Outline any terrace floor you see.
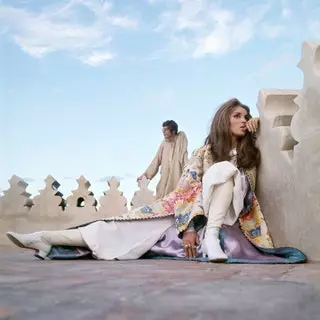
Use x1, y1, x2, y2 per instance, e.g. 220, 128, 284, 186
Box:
0, 247, 319, 320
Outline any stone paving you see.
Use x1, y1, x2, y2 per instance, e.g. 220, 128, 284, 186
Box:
0, 248, 319, 320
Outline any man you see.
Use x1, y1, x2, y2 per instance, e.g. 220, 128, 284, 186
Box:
137, 120, 188, 199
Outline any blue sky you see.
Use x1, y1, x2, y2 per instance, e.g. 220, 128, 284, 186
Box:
1, 0, 319, 203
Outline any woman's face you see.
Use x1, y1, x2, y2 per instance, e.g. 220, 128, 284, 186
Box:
229, 106, 249, 137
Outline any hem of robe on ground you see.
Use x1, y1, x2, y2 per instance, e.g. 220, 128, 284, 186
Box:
46, 219, 307, 264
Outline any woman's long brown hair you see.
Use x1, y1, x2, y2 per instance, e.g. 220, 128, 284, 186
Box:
204, 98, 260, 169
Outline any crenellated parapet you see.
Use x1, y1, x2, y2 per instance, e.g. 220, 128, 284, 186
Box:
98, 177, 128, 218
0, 175, 156, 245
131, 176, 156, 209
29, 175, 65, 218
257, 41, 320, 260
257, 89, 299, 162
291, 42, 320, 143
0, 175, 33, 215
65, 175, 98, 213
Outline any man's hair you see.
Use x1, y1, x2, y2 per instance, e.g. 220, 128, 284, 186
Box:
162, 120, 178, 134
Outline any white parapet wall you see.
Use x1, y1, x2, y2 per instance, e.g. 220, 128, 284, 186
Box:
0, 175, 156, 246
256, 41, 320, 261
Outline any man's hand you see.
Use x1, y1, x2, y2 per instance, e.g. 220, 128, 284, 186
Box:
182, 231, 199, 258
137, 174, 145, 183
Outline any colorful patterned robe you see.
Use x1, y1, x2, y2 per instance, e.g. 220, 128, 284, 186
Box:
104, 145, 274, 250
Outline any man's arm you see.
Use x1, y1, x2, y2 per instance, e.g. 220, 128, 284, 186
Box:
138, 143, 163, 181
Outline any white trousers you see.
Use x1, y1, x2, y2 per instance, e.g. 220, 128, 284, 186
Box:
202, 161, 246, 229
206, 178, 234, 231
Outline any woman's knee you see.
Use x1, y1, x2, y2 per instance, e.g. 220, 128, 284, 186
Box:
215, 178, 234, 194
203, 161, 238, 185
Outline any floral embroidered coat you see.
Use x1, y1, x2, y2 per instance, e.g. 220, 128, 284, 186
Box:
105, 145, 274, 249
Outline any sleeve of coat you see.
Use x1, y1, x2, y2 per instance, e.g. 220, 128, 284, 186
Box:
171, 147, 206, 235
246, 167, 257, 192
178, 131, 189, 170
144, 143, 163, 180
176, 147, 204, 189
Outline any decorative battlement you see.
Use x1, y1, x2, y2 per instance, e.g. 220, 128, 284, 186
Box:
0, 175, 154, 216
0, 175, 155, 244
257, 89, 299, 162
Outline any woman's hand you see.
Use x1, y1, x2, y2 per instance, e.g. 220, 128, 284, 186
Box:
182, 231, 199, 258
246, 117, 259, 133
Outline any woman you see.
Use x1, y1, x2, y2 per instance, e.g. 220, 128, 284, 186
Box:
6, 99, 306, 263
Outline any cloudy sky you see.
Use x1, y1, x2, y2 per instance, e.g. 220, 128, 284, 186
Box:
1, 0, 319, 203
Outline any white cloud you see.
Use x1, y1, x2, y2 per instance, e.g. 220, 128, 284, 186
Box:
109, 16, 138, 28
155, 0, 207, 32
146, 0, 161, 4
281, 0, 292, 20
150, 0, 320, 60
193, 16, 254, 57
152, 0, 272, 59
145, 0, 171, 4
97, 175, 124, 183
0, 0, 138, 65
282, 8, 292, 20
79, 50, 114, 67
2, 0, 318, 64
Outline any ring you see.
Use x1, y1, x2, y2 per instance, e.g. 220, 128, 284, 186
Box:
183, 244, 191, 248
